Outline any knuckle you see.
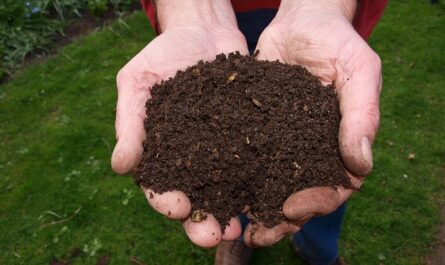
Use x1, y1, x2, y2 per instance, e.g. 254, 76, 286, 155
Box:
367, 105, 380, 132
116, 69, 125, 84
320, 200, 338, 215
116, 67, 132, 89
367, 50, 382, 73
373, 52, 382, 70
317, 192, 339, 215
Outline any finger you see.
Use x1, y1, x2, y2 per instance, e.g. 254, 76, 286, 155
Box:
254, 28, 285, 62
282, 174, 362, 220
221, 217, 242, 241
143, 188, 191, 219
243, 222, 300, 247
215, 31, 250, 56
337, 46, 382, 176
111, 68, 161, 174
183, 214, 222, 248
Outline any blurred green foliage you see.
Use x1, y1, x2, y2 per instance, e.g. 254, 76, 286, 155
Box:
0, 0, 137, 81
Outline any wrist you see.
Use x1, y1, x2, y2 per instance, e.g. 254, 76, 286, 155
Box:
276, 0, 356, 23
155, 0, 238, 32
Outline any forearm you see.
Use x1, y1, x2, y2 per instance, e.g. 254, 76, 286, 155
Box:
155, 0, 238, 32
276, 0, 357, 23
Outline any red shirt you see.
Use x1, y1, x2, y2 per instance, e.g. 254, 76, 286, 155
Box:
141, 0, 387, 41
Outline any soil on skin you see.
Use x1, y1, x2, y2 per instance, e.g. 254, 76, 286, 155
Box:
135, 52, 352, 229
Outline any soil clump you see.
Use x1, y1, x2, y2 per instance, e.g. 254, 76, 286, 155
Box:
135, 52, 352, 229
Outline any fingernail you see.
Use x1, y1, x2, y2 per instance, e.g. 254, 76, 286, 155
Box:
361, 137, 373, 173
290, 214, 312, 226
111, 144, 131, 174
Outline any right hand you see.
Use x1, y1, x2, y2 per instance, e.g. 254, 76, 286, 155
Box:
111, 18, 248, 247
243, 0, 381, 247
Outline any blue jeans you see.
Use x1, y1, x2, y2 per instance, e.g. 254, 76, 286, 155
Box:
235, 9, 346, 265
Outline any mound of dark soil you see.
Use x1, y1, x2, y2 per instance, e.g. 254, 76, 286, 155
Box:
135, 52, 351, 229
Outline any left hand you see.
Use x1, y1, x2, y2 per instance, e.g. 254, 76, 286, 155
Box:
111, 0, 249, 248
244, 0, 382, 246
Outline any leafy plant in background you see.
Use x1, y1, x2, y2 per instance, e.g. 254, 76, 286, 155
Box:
0, 0, 60, 79
0, 0, 137, 81
33, 0, 83, 20
88, 0, 108, 17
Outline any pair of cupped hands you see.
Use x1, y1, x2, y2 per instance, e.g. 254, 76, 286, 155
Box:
111, 0, 381, 248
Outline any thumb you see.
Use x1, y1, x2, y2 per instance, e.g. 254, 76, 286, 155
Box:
337, 48, 382, 176
111, 68, 160, 174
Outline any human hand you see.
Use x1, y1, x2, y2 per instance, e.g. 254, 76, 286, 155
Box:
244, 0, 382, 246
111, 0, 248, 248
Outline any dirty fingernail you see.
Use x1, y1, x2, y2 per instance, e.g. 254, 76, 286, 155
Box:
289, 214, 313, 226
361, 137, 373, 174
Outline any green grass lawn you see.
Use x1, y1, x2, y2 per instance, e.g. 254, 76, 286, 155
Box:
1, 1, 444, 264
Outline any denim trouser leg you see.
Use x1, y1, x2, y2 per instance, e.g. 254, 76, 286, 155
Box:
291, 203, 347, 265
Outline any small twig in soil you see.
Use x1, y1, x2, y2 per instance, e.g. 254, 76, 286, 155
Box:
227, 72, 238, 83
251, 98, 262, 108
